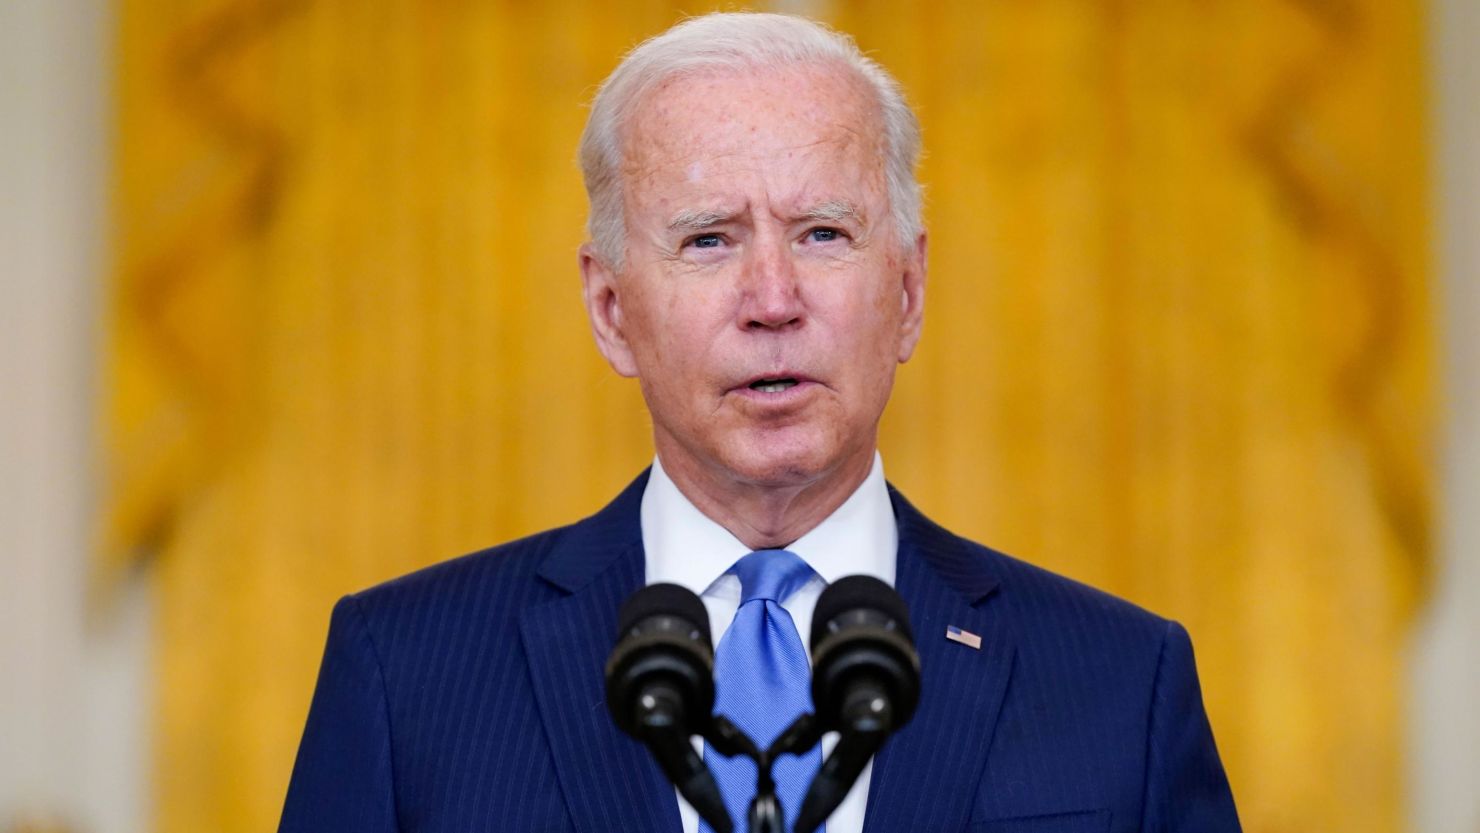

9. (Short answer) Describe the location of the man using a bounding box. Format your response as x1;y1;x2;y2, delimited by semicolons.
280;12;1240;833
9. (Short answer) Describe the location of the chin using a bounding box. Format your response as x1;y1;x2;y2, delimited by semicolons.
719;433;847;489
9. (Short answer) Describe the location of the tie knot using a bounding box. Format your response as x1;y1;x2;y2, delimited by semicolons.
731;549;814;605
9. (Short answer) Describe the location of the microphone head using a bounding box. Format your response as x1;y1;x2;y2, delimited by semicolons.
605;583;715;737
809;575;921;732
809;575;913;650
617;582;713;645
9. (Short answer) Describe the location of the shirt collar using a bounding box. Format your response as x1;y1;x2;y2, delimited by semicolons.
641;452;897;595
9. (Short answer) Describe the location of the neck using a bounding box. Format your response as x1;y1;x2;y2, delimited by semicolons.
656;446;876;551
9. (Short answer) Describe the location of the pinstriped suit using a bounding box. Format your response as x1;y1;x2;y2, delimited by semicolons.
279;471;1240;833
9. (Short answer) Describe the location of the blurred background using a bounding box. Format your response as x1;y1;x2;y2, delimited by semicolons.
1;0;1475;831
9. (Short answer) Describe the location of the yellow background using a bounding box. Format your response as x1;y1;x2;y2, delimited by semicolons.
104;1;1433;831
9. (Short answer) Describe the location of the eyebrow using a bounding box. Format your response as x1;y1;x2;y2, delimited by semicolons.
664;200;863;232
666;209;734;232
801;200;861;223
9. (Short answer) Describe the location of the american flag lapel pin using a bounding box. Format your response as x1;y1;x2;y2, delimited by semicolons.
945;625;982;650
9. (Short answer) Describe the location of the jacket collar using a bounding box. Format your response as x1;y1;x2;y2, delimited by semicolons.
533;470;1003;605
533;468;649;594
888;484;1002;605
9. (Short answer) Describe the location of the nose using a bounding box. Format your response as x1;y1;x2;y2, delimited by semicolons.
739;233;804;331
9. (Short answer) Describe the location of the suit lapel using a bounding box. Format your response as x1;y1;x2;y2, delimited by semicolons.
862;488;1017;833
520;472;684;833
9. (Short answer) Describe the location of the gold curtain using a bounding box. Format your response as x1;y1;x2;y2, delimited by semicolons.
104;1;1432;832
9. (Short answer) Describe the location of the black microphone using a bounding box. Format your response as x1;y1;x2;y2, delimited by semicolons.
794;576;921;833
605;584;732;833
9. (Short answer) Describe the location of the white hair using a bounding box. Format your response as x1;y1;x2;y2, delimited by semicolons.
578;12;923;268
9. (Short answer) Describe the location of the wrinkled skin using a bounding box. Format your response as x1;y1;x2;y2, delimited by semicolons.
580;62;926;549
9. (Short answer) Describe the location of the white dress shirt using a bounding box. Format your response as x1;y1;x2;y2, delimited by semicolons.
641;452;898;833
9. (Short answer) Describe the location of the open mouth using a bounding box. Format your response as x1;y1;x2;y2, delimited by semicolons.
748;378;800;393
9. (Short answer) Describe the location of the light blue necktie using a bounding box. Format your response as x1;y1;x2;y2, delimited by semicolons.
701;549;823;833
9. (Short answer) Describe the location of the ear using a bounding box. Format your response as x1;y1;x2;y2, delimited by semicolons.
579;243;639;378
896;231;927;363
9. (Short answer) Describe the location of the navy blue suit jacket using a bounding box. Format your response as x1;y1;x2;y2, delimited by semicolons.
280;471;1240;832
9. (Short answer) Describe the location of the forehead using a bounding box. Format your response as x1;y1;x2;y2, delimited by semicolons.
619;63;886;206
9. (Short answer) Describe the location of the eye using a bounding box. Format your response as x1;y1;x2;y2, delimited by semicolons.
688;233;723;249
807;227;842;243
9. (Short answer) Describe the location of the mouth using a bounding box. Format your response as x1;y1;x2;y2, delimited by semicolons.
731;372;818;402
748;377;801;394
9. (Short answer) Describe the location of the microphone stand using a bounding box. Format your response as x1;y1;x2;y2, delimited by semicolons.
763;688;896;833
703;711;830;833
699;716;765;833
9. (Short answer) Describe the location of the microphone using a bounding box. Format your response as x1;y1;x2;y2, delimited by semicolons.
794;576;921;833
605;584;733;833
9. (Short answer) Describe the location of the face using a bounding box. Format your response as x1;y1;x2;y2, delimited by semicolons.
580;63;926;495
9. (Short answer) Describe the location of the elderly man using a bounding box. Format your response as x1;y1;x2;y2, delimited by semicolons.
280;12;1240;833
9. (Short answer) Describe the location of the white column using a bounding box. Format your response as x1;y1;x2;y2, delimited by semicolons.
0;1;151;832
1411;1;1480;831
